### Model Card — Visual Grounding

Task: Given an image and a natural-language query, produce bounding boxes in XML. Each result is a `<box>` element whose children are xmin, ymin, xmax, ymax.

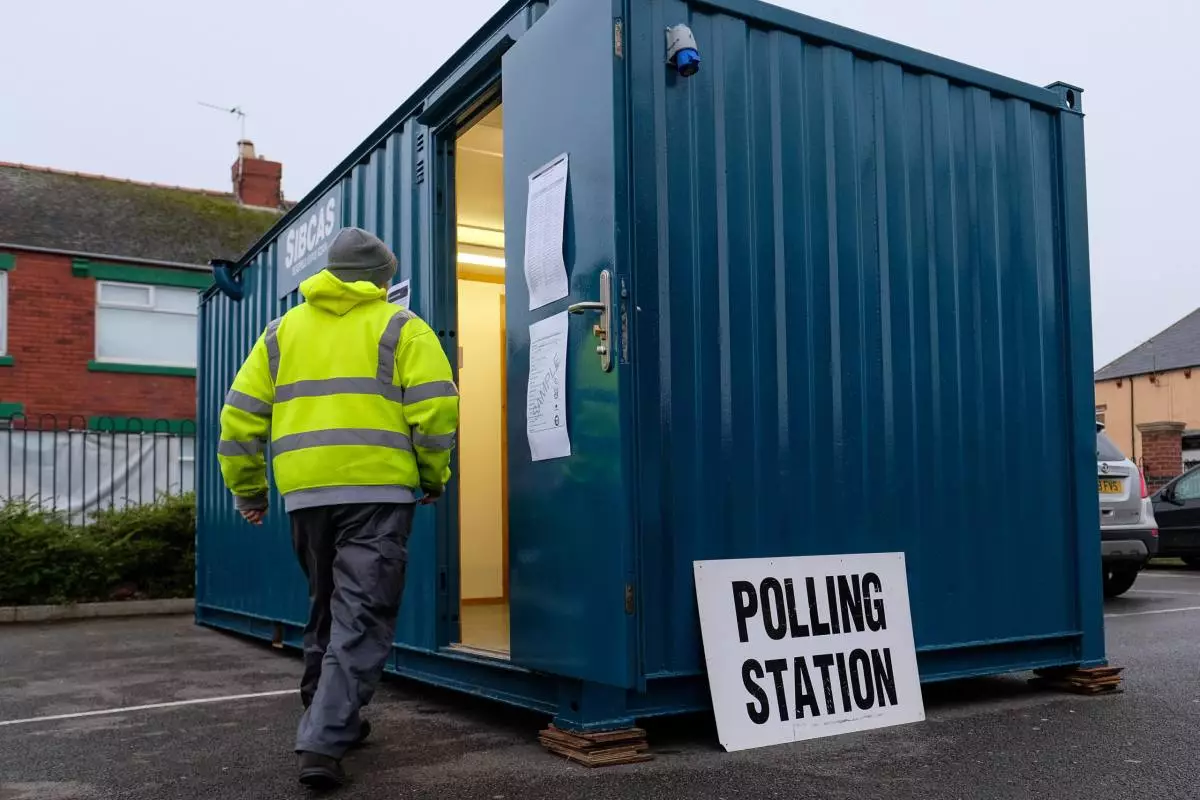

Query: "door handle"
<box><xmin>567</xmin><ymin>269</ymin><xmax>613</xmax><ymax>372</ymax></box>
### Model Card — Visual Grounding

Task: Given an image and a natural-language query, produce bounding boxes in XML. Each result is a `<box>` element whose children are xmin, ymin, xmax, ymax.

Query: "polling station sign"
<box><xmin>693</xmin><ymin>553</ymin><xmax>924</xmax><ymax>752</ymax></box>
<box><xmin>277</xmin><ymin>186</ymin><xmax>341</xmax><ymax>298</ymax></box>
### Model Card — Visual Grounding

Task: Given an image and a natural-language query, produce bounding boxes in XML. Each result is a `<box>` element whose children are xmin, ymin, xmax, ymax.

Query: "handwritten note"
<box><xmin>523</xmin><ymin>154</ymin><xmax>570</xmax><ymax>311</ymax></box>
<box><xmin>526</xmin><ymin>311</ymin><xmax>571</xmax><ymax>461</ymax></box>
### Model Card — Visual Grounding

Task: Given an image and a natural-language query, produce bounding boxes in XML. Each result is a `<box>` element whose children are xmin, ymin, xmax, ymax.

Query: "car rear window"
<box><xmin>1097</xmin><ymin>431</ymin><xmax>1126</xmax><ymax>462</ymax></box>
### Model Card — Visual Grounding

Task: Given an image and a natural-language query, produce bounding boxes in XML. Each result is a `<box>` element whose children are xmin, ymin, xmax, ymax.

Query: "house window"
<box><xmin>1095</xmin><ymin>404</ymin><xmax>1107</xmax><ymax>426</ymax></box>
<box><xmin>0</xmin><ymin>270</ymin><xmax>8</xmax><ymax>357</ymax></box>
<box><xmin>95</xmin><ymin>281</ymin><xmax>198</xmax><ymax>368</ymax></box>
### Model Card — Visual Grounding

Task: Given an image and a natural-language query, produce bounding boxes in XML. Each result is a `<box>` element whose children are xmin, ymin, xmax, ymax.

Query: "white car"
<box><xmin>1097</xmin><ymin>422</ymin><xmax>1158</xmax><ymax>597</ymax></box>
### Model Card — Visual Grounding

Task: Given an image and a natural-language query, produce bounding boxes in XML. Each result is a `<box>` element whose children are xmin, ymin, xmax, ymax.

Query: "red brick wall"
<box><xmin>0</xmin><ymin>250</ymin><xmax>196</xmax><ymax>423</ymax></box>
<box><xmin>1137</xmin><ymin>421</ymin><xmax>1185</xmax><ymax>493</ymax></box>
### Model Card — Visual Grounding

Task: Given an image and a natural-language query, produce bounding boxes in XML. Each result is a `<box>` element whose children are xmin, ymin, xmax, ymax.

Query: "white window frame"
<box><xmin>94</xmin><ymin>280</ymin><xmax>198</xmax><ymax>369</ymax></box>
<box><xmin>0</xmin><ymin>270</ymin><xmax>8</xmax><ymax>357</ymax></box>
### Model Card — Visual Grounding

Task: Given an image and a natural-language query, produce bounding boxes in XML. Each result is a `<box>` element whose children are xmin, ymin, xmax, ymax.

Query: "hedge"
<box><xmin>0</xmin><ymin>493</ymin><xmax>195</xmax><ymax>606</ymax></box>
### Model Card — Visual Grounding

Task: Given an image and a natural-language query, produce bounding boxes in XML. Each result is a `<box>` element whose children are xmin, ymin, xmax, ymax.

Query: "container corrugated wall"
<box><xmin>627</xmin><ymin>0</ymin><xmax>1099</xmax><ymax>681</ymax></box>
<box><xmin>197</xmin><ymin>0</ymin><xmax>1100</xmax><ymax>723</ymax></box>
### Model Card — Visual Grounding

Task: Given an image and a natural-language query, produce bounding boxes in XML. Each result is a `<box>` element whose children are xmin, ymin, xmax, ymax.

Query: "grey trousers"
<box><xmin>291</xmin><ymin>501</ymin><xmax>414</xmax><ymax>759</ymax></box>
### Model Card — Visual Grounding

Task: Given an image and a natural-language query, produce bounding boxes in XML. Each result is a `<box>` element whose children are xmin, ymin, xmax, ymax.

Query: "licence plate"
<box><xmin>1098</xmin><ymin>478</ymin><xmax>1123</xmax><ymax>495</ymax></box>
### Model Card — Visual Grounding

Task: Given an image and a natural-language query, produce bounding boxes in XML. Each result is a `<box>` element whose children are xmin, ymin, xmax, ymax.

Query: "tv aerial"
<box><xmin>198</xmin><ymin>101</ymin><xmax>248</xmax><ymax>142</ymax></box>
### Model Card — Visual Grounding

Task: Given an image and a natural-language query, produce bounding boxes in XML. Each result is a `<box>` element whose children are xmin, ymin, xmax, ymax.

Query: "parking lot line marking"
<box><xmin>1128</xmin><ymin>589</ymin><xmax>1200</xmax><ymax>597</ymax></box>
<box><xmin>1105</xmin><ymin>605</ymin><xmax>1200</xmax><ymax>619</ymax></box>
<box><xmin>1132</xmin><ymin>575</ymin><xmax>1200</xmax><ymax>582</ymax></box>
<box><xmin>0</xmin><ymin>689</ymin><xmax>297</xmax><ymax>728</ymax></box>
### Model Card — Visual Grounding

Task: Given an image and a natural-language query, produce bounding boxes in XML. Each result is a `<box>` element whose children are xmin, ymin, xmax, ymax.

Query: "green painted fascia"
<box><xmin>0</xmin><ymin>402</ymin><xmax>23</xmax><ymax>418</ymax></box>
<box><xmin>0</xmin><ymin>355</ymin><xmax>13</xmax><ymax>367</ymax></box>
<box><xmin>0</xmin><ymin>253</ymin><xmax>14</xmax><ymax>271</ymax></box>
<box><xmin>87</xmin><ymin>360</ymin><xmax>196</xmax><ymax>377</ymax></box>
<box><xmin>72</xmin><ymin>259</ymin><xmax>212</xmax><ymax>290</ymax></box>
<box><xmin>88</xmin><ymin>416</ymin><xmax>196</xmax><ymax>434</ymax></box>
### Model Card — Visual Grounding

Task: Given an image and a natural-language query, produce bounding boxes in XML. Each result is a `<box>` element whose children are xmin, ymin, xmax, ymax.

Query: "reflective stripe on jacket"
<box><xmin>217</xmin><ymin>270</ymin><xmax>460</xmax><ymax>512</ymax></box>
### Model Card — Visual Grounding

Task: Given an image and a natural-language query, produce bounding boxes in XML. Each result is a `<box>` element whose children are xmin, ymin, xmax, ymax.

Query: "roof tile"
<box><xmin>0</xmin><ymin>163</ymin><xmax>283</xmax><ymax>265</ymax></box>
<box><xmin>1095</xmin><ymin>307</ymin><xmax>1200</xmax><ymax>381</ymax></box>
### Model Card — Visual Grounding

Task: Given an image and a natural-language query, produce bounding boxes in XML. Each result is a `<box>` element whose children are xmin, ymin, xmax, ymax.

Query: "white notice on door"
<box><xmin>693</xmin><ymin>553</ymin><xmax>925</xmax><ymax>753</ymax></box>
<box><xmin>526</xmin><ymin>311</ymin><xmax>571</xmax><ymax>461</ymax></box>
<box><xmin>523</xmin><ymin>154</ymin><xmax>570</xmax><ymax>311</ymax></box>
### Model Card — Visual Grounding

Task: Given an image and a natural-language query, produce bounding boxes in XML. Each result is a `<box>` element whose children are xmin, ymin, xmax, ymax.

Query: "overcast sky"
<box><xmin>1</xmin><ymin>1</ymin><xmax>1194</xmax><ymax>367</ymax></box>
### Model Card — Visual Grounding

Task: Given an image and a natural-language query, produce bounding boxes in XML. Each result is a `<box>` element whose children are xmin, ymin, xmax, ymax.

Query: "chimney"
<box><xmin>232</xmin><ymin>139</ymin><xmax>284</xmax><ymax>209</ymax></box>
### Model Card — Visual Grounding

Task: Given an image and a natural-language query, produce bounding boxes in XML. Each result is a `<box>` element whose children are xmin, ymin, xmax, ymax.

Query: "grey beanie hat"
<box><xmin>326</xmin><ymin>227</ymin><xmax>398</xmax><ymax>287</ymax></box>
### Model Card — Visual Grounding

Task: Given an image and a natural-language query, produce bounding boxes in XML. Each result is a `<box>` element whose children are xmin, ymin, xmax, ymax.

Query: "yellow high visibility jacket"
<box><xmin>217</xmin><ymin>270</ymin><xmax>460</xmax><ymax>512</ymax></box>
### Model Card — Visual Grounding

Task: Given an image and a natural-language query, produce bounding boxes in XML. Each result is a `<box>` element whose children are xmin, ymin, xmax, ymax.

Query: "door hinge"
<box><xmin>614</xmin><ymin>18</ymin><xmax>624</xmax><ymax>59</ymax></box>
<box><xmin>625</xmin><ymin>583</ymin><xmax>635</xmax><ymax>615</ymax></box>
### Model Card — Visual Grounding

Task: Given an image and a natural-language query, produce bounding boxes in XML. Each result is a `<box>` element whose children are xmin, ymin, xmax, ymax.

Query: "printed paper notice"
<box><xmin>693</xmin><ymin>553</ymin><xmax>924</xmax><ymax>753</ymax></box>
<box><xmin>526</xmin><ymin>311</ymin><xmax>571</xmax><ymax>462</ymax></box>
<box><xmin>387</xmin><ymin>279</ymin><xmax>410</xmax><ymax>309</ymax></box>
<box><xmin>523</xmin><ymin>154</ymin><xmax>570</xmax><ymax>311</ymax></box>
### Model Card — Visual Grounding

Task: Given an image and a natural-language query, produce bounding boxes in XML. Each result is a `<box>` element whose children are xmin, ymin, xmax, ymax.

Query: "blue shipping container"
<box><xmin>197</xmin><ymin>0</ymin><xmax>1102</xmax><ymax>730</ymax></box>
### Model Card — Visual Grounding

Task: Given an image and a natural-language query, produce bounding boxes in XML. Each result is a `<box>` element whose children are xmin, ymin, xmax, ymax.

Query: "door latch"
<box><xmin>567</xmin><ymin>269</ymin><xmax>613</xmax><ymax>372</ymax></box>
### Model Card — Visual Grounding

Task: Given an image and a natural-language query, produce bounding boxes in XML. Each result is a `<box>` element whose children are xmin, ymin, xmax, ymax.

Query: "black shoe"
<box><xmin>351</xmin><ymin>720</ymin><xmax>371</xmax><ymax>748</ymax></box>
<box><xmin>298</xmin><ymin>752</ymin><xmax>345</xmax><ymax>790</ymax></box>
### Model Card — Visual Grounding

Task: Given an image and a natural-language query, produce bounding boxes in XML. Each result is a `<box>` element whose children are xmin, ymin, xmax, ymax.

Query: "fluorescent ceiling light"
<box><xmin>457</xmin><ymin>253</ymin><xmax>506</xmax><ymax>269</ymax></box>
<box><xmin>458</xmin><ymin>225</ymin><xmax>505</xmax><ymax>249</ymax></box>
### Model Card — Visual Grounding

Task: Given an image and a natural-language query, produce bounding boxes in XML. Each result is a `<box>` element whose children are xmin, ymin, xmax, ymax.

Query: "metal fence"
<box><xmin>0</xmin><ymin>414</ymin><xmax>196</xmax><ymax>524</ymax></box>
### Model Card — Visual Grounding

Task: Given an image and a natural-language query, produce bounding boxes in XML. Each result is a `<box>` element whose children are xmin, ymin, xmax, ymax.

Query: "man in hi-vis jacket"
<box><xmin>217</xmin><ymin>227</ymin><xmax>459</xmax><ymax>789</ymax></box>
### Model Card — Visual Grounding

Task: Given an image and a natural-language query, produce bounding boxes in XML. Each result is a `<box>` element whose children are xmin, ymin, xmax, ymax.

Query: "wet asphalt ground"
<box><xmin>1</xmin><ymin>566</ymin><xmax>1199</xmax><ymax>800</ymax></box>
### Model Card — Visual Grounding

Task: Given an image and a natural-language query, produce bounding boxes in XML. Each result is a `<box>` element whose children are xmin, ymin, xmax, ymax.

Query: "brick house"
<box><xmin>0</xmin><ymin>142</ymin><xmax>286</xmax><ymax>430</ymax></box>
<box><xmin>1095</xmin><ymin>309</ymin><xmax>1200</xmax><ymax>474</ymax></box>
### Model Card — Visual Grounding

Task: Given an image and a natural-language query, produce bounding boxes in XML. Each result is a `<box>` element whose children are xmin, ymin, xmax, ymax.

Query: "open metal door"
<box><xmin>502</xmin><ymin>0</ymin><xmax>636</xmax><ymax>689</ymax></box>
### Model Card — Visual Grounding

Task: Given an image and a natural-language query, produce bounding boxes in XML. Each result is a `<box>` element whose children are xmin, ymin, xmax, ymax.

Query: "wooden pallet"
<box><xmin>1029</xmin><ymin>666</ymin><xmax>1124</xmax><ymax>695</ymax></box>
<box><xmin>538</xmin><ymin>725</ymin><xmax>653</xmax><ymax>768</ymax></box>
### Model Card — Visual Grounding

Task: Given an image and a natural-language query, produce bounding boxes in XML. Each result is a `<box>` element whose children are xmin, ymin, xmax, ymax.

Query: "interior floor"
<box><xmin>454</xmin><ymin>103</ymin><xmax>509</xmax><ymax>655</ymax></box>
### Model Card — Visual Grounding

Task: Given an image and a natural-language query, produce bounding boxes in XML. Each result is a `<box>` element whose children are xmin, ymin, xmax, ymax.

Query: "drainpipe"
<box><xmin>1130</xmin><ymin>377</ymin><xmax>1136</xmax><ymax>464</ymax></box>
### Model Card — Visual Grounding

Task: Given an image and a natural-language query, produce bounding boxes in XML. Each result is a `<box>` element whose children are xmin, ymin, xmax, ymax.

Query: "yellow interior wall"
<box><xmin>456</xmin><ymin>277</ymin><xmax>506</xmax><ymax>601</ymax></box>
<box><xmin>455</xmin><ymin>103</ymin><xmax>508</xmax><ymax>654</ymax></box>
<box><xmin>456</xmin><ymin>155</ymin><xmax>504</xmax><ymax>232</ymax></box>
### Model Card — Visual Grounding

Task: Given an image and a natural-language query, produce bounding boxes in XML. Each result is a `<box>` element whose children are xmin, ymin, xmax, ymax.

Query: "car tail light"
<box><xmin>1140</xmin><ymin>470</ymin><xmax>1149</xmax><ymax>499</ymax></box>
<box><xmin>1152</xmin><ymin>529</ymin><xmax>1159</xmax><ymax>538</ymax></box>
